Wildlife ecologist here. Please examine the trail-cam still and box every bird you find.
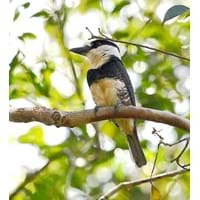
[70,39,146,167]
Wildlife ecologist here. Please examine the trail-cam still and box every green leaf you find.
[18,32,37,41]
[9,51,21,69]
[24,158,68,199]
[112,0,130,13]
[71,168,87,188]
[13,2,30,21]
[13,10,20,21]
[31,10,50,18]
[22,2,30,9]
[151,184,162,200]
[18,126,44,147]
[163,5,189,23]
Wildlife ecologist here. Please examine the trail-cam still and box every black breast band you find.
[87,56,123,86]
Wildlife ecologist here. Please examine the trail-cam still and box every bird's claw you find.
[114,103,123,112]
[94,106,102,116]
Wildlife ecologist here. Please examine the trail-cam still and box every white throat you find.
[87,45,121,69]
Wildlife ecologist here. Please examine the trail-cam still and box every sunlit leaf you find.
[13,10,20,21]
[23,157,68,199]
[113,163,124,182]
[112,0,130,13]
[9,51,20,70]
[18,126,44,147]
[31,10,50,18]
[113,30,129,39]
[18,32,37,41]
[163,5,190,23]
[78,0,99,12]
[151,184,162,200]
[13,2,30,21]
[71,168,87,188]
[22,2,30,9]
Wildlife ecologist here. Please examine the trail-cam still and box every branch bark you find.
[98,168,189,200]
[9,106,190,132]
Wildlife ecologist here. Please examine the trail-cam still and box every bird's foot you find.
[94,105,102,116]
[114,103,123,113]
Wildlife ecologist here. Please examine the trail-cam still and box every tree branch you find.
[98,168,190,200]
[9,106,190,132]
[85,27,190,62]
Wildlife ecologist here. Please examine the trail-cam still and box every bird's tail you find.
[126,127,146,167]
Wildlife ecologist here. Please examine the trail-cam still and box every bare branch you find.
[169,137,190,169]
[86,26,96,39]
[150,142,161,182]
[152,129,190,170]
[98,168,189,200]
[9,106,190,132]
[85,27,190,62]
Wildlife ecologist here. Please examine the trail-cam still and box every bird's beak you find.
[70,45,91,56]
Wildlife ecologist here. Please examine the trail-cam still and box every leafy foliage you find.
[31,10,50,18]
[10,0,189,199]
[13,2,30,21]
[163,5,190,24]
[18,32,37,41]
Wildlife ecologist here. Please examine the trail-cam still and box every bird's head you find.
[70,39,121,69]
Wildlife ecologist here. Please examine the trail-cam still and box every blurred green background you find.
[9,0,189,199]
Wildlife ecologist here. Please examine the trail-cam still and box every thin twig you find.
[152,129,190,169]
[152,127,163,140]
[150,128,164,183]
[85,27,190,62]
[98,168,189,200]
[150,142,161,181]
[169,137,190,169]
[67,51,83,101]
[86,27,95,39]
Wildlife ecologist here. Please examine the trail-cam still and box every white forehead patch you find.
[86,45,121,69]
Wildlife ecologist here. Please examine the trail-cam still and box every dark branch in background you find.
[63,40,83,103]
[66,50,85,104]
[85,27,190,62]
[9,106,190,132]
[98,168,189,200]
[53,5,84,104]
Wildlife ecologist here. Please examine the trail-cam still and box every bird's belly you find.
[90,78,123,106]
[90,78,134,135]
